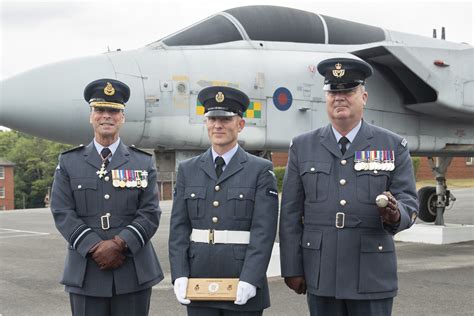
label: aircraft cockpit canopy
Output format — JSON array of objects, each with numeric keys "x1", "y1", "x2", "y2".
[{"x1": 159, "y1": 6, "x2": 386, "y2": 47}]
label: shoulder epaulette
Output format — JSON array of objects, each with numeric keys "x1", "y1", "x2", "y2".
[
  {"x1": 129, "y1": 145, "x2": 152, "y2": 156},
  {"x1": 61, "y1": 144, "x2": 85, "y2": 155}
]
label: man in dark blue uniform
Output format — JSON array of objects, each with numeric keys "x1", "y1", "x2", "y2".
[
  {"x1": 169, "y1": 86, "x2": 279, "y2": 315},
  {"x1": 279, "y1": 58, "x2": 419, "y2": 316},
  {"x1": 50, "y1": 79, "x2": 163, "y2": 316}
]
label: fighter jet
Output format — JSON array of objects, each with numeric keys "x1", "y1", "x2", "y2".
[{"x1": 1, "y1": 5, "x2": 473, "y2": 224}]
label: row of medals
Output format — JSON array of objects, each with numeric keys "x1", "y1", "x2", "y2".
[
  {"x1": 111, "y1": 169, "x2": 148, "y2": 188},
  {"x1": 354, "y1": 150, "x2": 395, "y2": 171}
]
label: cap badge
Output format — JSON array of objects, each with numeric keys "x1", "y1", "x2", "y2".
[
  {"x1": 332, "y1": 63, "x2": 345, "y2": 78},
  {"x1": 215, "y1": 91, "x2": 225, "y2": 103},
  {"x1": 104, "y1": 82, "x2": 115, "y2": 96}
]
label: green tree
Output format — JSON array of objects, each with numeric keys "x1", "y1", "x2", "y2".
[{"x1": 0, "y1": 131, "x2": 72, "y2": 208}]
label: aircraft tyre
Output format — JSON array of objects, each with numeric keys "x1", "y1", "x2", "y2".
[{"x1": 417, "y1": 186, "x2": 439, "y2": 222}]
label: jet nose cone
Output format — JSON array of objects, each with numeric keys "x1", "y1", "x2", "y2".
[{"x1": 0, "y1": 55, "x2": 116, "y2": 143}]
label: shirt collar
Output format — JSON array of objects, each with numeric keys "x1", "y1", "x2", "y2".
[
  {"x1": 212, "y1": 144, "x2": 239, "y2": 166},
  {"x1": 94, "y1": 138, "x2": 120, "y2": 159},
  {"x1": 331, "y1": 120, "x2": 362, "y2": 144}
]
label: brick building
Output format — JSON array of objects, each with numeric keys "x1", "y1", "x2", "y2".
[
  {"x1": 271, "y1": 152, "x2": 474, "y2": 180},
  {"x1": 0, "y1": 158, "x2": 15, "y2": 210}
]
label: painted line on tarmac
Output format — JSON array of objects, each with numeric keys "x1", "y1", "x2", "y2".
[{"x1": 0, "y1": 228, "x2": 49, "y2": 239}]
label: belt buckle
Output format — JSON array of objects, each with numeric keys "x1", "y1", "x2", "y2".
[
  {"x1": 208, "y1": 229, "x2": 215, "y2": 244},
  {"x1": 335, "y1": 212, "x2": 345, "y2": 228},
  {"x1": 101, "y1": 213, "x2": 111, "y2": 230}
]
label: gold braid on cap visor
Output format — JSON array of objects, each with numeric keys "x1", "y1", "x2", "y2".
[{"x1": 89, "y1": 101, "x2": 125, "y2": 110}]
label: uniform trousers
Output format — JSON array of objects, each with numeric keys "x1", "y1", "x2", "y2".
[
  {"x1": 69, "y1": 288, "x2": 152, "y2": 316},
  {"x1": 186, "y1": 306, "x2": 263, "y2": 316},
  {"x1": 307, "y1": 293, "x2": 393, "y2": 316}
]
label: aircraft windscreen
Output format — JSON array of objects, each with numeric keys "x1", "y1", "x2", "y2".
[
  {"x1": 226, "y1": 6, "x2": 325, "y2": 44},
  {"x1": 322, "y1": 15, "x2": 385, "y2": 44},
  {"x1": 163, "y1": 15, "x2": 242, "y2": 46}
]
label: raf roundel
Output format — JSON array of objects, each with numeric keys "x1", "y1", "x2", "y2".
[{"x1": 272, "y1": 87, "x2": 293, "y2": 111}]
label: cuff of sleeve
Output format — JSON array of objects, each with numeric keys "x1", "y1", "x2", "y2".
[
  {"x1": 76, "y1": 232, "x2": 102, "y2": 258},
  {"x1": 118, "y1": 229, "x2": 142, "y2": 254}
]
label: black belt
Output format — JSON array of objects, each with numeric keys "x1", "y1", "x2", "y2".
[
  {"x1": 81, "y1": 215, "x2": 134, "y2": 230},
  {"x1": 305, "y1": 212, "x2": 383, "y2": 229}
]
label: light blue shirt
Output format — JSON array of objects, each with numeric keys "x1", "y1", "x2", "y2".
[
  {"x1": 94, "y1": 138, "x2": 120, "y2": 162},
  {"x1": 331, "y1": 120, "x2": 362, "y2": 152},
  {"x1": 212, "y1": 144, "x2": 239, "y2": 172}
]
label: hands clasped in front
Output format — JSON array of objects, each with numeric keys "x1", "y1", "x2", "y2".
[{"x1": 89, "y1": 236, "x2": 127, "y2": 270}]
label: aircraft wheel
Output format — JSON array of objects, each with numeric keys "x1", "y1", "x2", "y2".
[{"x1": 417, "y1": 186, "x2": 438, "y2": 222}]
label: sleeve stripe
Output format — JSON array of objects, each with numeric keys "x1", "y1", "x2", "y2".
[
  {"x1": 73, "y1": 228, "x2": 92, "y2": 249},
  {"x1": 126, "y1": 225, "x2": 145, "y2": 246},
  {"x1": 70, "y1": 224, "x2": 86, "y2": 243},
  {"x1": 133, "y1": 221, "x2": 149, "y2": 240}
]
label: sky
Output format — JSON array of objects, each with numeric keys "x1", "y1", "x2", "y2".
[{"x1": 0, "y1": 0, "x2": 472, "y2": 81}]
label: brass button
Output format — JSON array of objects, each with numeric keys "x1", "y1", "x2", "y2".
[
  {"x1": 310, "y1": 167, "x2": 315, "y2": 172},
  {"x1": 341, "y1": 160, "x2": 347, "y2": 165},
  {"x1": 104, "y1": 194, "x2": 110, "y2": 200},
  {"x1": 307, "y1": 242, "x2": 311, "y2": 246},
  {"x1": 213, "y1": 201, "x2": 219, "y2": 207},
  {"x1": 378, "y1": 245, "x2": 383, "y2": 251},
  {"x1": 374, "y1": 170, "x2": 378, "y2": 174},
  {"x1": 214, "y1": 185, "x2": 220, "y2": 192},
  {"x1": 239, "y1": 194, "x2": 244, "y2": 199},
  {"x1": 104, "y1": 176, "x2": 110, "y2": 181},
  {"x1": 191, "y1": 193, "x2": 196, "y2": 198},
  {"x1": 212, "y1": 217, "x2": 218, "y2": 223},
  {"x1": 340, "y1": 199, "x2": 347, "y2": 206},
  {"x1": 77, "y1": 185, "x2": 82, "y2": 189},
  {"x1": 339, "y1": 179, "x2": 346, "y2": 185}
]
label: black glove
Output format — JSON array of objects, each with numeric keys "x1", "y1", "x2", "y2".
[
  {"x1": 90, "y1": 236, "x2": 127, "y2": 270},
  {"x1": 284, "y1": 276, "x2": 307, "y2": 294},
  {"x1": 377, "y1": 191, "x2": 400, "y2": 224}
]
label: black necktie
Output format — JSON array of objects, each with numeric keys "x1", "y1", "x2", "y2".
[
  {"x1": 101, "y1": 148, "x2": 111, "y2": 167},
  {"x1": 215, "y1": 156, "x2": 225, "y2": 178},
  {"x1": 339, "y1": 137, "x2": 349, "y2": 155}
]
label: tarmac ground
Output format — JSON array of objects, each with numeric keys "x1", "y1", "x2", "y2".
[{"x1": 1, "y1": 188, "x2": 473, "y2": 316}]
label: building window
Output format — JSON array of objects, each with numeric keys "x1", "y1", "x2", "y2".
[
  {"x1": 0, "y1": 166, "x2": 4, "y2": 179},
  {"x1": 467, "y1": 157, "x2": 474, "y2": 166},
  {"x1": 0, "y1": 187, "x2": 4, "y2": 198},
  {"x1": 0, "y1": 205, "x2": 4, "y2": 210}
]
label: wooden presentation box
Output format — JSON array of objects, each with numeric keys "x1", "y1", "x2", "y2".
[{"x1": 186, "y1": 278, "x2": 239, "y2": 301}]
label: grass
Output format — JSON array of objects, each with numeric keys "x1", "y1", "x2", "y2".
[{"x1": 416, "y1": 178, "x2": 474, "y2": 189}]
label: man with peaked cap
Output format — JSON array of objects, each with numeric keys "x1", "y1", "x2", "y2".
[
  {"x1": 279, "y1": 58, "x2": 418, "y2": 315},
  {"x1": 169, "y1": 86, "x2": 279, "y2": 315},
  {"x1": 50, "y1": 78, "x2": 163, "y2": 316}
]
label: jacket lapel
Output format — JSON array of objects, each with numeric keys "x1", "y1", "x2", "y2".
[
  {"x1": 217, "y1": 147, "x2": 246, "y2": 184},
  {"x1": 84, "y1": 142, "x2": 102, "y2": 169},
  {"x1": 346, "y1": 120, "x2": 372, "y2": 157},
  {"x1": 108, "y1": 141, "x2": 130, "y2": 170},
  {"x1": 320, "y1": 124, "x2": 343, "y2": 158},
  {"x1": 200, "y1": 148, "x2": 217, "y2": 181}
]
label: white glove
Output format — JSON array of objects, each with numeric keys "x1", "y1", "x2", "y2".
[
  {"x1": 173, "y1": 277, "x2": 191, "y2": 304},
  {"x1": 234, "y1": 281, "x2": 256, "y2": 305}
]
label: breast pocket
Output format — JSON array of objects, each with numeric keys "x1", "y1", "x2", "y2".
[
  {"x1": 184, "y1": 187, "x2": 207, "y2": 219},
  {"x1": 299, "y1": 161, "x2": 332, "y2": 203},
  {"x1": 358, "y1": 233, "x2": 397, "y2": 293},
  {"x1": 356, "y1": 171, "x2": 390, "y2": 204},
  {"x1": 115, "y1": 187, "x2": 140, "y2": 215},
  {"x1": 71, "y1": 178, "x2": 98, "y2": 216},
  {"x1": 227, "y1": 187, "x2": 256, "y2": 220}
]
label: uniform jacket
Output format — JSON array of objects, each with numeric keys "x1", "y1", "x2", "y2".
[
  {"x1": 279, "y1": 121, "x2": 418, "y2": 300},
  {"x1": 50, "y1": 141, "x2": 163, "y2": 297},
  {"x1": 169, "y1": 146, "x2": 279, "y2": 311}
]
